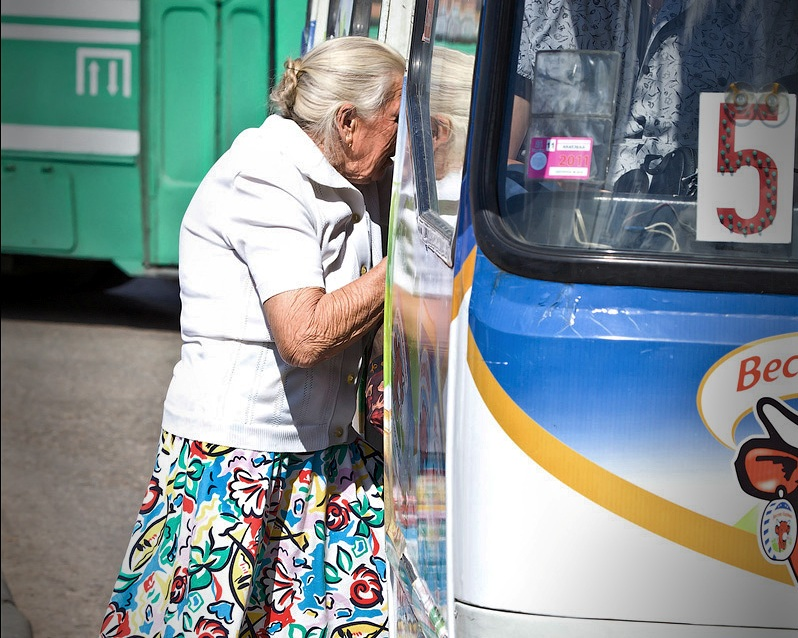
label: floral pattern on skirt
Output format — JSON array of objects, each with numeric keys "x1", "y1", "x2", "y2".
[{"x1": 100, "y1": 431, "x2": 388, "y2": 638}]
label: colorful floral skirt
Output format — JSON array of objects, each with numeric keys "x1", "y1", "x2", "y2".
[{"x1": 100, "y1": 431, "x2": 388, "y2": 638}]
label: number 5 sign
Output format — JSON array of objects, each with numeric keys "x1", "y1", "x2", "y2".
[{"x1": 697, "y1": 90, "x2": 795, "y2": 243}]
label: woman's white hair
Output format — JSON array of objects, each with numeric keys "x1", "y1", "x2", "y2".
[{"x1": 271, "y1": 36, "x2": 405, "y2": 164}]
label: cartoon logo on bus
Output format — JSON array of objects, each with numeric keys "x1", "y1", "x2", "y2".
[
  {"x1": 733, "y1": 396, "x2": 798, "y2": 582},
  {"x1": 699, "y1": 333, "x2": 798, "y2": 584}
]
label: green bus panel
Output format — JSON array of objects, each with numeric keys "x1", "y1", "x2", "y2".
[
  {"x1": 1, "y1": 5, "x2": 143, "y2": 268},
  {"x1": 1, "y1": 157, "x2": 145, "y2": 267},
  {"x1": 2, "y1": 0, "x2": 306, "y2": 276},
  {"x1": 275, "y1": 0, "x2": 307, "y2": 77},
  {"x1": 0, "y1": 40, "x2": 138, "y2": 130},
  {"x1": 1, "y1": 162, "x2": 76, "y2": 252}
]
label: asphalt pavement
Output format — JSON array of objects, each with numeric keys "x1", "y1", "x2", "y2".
[{"x1": 1, "y1": 271, "x2": 182, "y2": 637}]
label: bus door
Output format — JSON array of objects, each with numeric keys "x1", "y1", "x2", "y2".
[
  {"x1": 1, "y1": 0, "x2": 304, "y2": 277},
  {"x1": 382, "y1": 0, "x2": 480, "y2": 636},
  {"x1": 449, "y1": 0, "x2": 798, "y2": 635},
  {"x1": 142, "y1": 0, "x2": 304, "y2": 274}
]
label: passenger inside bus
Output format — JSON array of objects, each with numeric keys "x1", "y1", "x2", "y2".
[{"x1": 504, "y1": 0, "x2": 798, "y2": 255}]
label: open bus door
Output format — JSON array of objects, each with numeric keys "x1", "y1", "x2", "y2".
[
  {"x1": 381, "y1": 0, "x2": 481, "y2": 636},
  {"x1": 1, "y1": 0, "x2": 305, "y2": 278},
  {"x1": 384, "y1": 0, "x2": 798, "y2": 637}
]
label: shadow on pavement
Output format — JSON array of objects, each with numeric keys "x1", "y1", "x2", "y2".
[{"x1": 2, "y1": 272, "x2": 181, "y2": 332}]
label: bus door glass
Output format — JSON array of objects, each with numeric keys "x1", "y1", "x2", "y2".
[
  {"x1": 384, "y1": 0, "x2": 479, "y2": 636},
  {"x1": 454, "y1": 0, "x2": 798, "y2": 633}
]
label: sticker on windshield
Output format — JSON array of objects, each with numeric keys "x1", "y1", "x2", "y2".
[
  {"x1": 697, "y1": 91, "x2": 795, "y2": 243},
  {"x1": 527, "y1": 136, "x2": 593, "y2": 180}
]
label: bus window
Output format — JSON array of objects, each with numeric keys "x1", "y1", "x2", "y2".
[
  {"x1": 304, "y1": 0, "x2": 380, "y2": 49},
  {"x1": 436, "y1": 0, "x2": 480, "y2": 45},
  {"x1": 482, "y1": 0, "x2": 798, "y2": 294}
]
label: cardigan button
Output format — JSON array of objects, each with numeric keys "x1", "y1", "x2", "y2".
[
  {"x1": 360, "y1": 265, "x2": 367, "y2": 275},
  {"x1": 333, "y1": 426, "x2": 344, "y2": 438},
  {"x1": 346, "y1": 373, "x2": 356, "y2": 384}
]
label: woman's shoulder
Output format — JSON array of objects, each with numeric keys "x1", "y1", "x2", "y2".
[
  {"x1": 212, "y1": 121, "x2": 301, "y2": 189},
  {"x1": 229, "y1": 117, "x2": 295, "y2": 166},
  {"x1": 229, "y1": 115, "x2": 348, "y2": 190}
]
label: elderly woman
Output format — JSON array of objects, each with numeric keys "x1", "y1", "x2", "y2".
[{"x1": 100, "y1": 36, "x2": 405, "y2": 637}]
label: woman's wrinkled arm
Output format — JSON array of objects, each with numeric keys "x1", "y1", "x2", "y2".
[{"x1": 263, "y1": 257, "x2": 386, "y2": 368}]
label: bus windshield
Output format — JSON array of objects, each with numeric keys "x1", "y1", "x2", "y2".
[{"x1": 498, "y1": 0, "x2": 798, "y2": 278}]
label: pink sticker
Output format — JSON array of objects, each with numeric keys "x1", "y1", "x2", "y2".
[{"x1": 527, "y1": 137, "x2": 593, "y2": 180}]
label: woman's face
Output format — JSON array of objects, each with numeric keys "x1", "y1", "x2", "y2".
[{"x1": 339, "y1": 77, "x2": 403, "y2": 184}]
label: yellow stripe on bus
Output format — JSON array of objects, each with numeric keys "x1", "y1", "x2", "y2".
[
  {"x1": 451, "y1": 245, "x2": 475, "y2": 321},
  {"x1": 467, "y1": 330, "x2": 794, "y2": 586}
]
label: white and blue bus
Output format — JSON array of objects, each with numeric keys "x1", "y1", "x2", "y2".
[{"x1": 379, "y1": 0, "x2": 798, "y2": 636}]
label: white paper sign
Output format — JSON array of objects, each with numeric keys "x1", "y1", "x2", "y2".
[{"x1": 696, "y1": 92, "x2": 795, "y2": 243}]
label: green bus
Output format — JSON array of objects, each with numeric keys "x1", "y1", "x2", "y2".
[{"x1": 1, "y1": 0, "x2": 309, "y2": 280}]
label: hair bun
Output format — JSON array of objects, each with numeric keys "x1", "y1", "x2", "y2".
[{"x1": 274, "y1": 58, "x2": 303, "y2": 114}]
